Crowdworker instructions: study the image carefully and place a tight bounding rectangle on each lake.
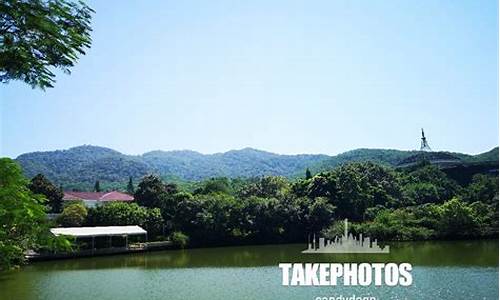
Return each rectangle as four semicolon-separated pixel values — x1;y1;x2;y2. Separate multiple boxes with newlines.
0;240;498;300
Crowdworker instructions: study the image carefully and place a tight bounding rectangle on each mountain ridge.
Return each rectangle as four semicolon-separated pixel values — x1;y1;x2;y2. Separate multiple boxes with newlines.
15;145;498;188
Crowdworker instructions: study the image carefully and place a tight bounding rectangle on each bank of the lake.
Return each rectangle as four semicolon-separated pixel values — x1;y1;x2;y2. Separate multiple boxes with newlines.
0;240;498;300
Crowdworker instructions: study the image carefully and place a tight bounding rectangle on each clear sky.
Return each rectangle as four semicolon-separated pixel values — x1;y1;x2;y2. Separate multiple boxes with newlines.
1;0;498;158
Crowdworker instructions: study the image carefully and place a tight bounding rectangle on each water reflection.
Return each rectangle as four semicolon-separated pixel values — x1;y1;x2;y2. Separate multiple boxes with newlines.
18;240;498;272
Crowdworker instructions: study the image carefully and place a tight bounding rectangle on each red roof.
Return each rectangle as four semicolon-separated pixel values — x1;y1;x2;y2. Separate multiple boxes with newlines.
63;191;134;202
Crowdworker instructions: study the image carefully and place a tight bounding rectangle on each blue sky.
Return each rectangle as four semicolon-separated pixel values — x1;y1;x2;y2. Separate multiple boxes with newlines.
1;0;498;158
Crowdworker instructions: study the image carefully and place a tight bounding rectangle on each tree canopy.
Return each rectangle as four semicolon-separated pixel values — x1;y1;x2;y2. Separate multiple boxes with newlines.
4;156;496;264
106;161;497;247
0;0;94;89
57;202;87;227
28;173;63;212
0;158;70;269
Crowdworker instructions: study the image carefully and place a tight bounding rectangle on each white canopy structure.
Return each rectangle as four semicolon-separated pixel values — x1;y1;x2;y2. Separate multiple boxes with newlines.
51;225;147;237
50;226;148;254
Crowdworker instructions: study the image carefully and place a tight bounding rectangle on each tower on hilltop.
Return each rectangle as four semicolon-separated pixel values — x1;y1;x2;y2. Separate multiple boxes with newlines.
420;128;432;152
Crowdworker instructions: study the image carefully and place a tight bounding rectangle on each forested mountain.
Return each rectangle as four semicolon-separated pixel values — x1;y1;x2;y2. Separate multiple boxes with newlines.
464;147;499;162
16;146;150;185
141;147;329;180
15;145;498;189
308;148;493;173
16;146;328;185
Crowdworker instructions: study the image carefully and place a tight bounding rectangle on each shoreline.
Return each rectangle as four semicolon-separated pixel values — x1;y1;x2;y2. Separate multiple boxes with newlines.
25;238;499;264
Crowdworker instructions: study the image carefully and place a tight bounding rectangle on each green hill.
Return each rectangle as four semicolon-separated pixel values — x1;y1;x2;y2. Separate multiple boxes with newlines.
310;148;498;173
464;147;499;162
15;145;498;189
16;146;328;186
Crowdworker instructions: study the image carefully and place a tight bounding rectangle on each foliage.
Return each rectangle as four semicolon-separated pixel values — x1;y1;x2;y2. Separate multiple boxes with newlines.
16;146;151;191
0;0;94;89
94;180;100;192
8;154;498;255
0;158;70;270
141;148;329;181
293;162;402;221
401;182;439;205
134;174;173;208
355;197;498;241
127;176;134;194
28;173;63;212
81;160;500;245
15;145;498;190
305;168;312;179
313;148;422;172
354;205;439;241
461;174;498;204
194;177;232;195
239;176;290;199
401;165;460;205
170;231;189;248
57;202;87;227
86;202;163;236
437;197;479;237
171;193;238;244
15;145;328;187
464;147;499;163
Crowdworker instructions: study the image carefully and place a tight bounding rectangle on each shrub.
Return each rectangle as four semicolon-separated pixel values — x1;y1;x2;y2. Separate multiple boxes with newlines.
57;203;88;227
171;231;189;248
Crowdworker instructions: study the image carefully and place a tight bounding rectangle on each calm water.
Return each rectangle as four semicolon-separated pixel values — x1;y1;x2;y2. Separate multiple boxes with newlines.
0;240;498;300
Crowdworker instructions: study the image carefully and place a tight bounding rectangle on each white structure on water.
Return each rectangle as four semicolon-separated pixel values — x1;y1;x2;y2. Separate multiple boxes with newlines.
50;225;148;255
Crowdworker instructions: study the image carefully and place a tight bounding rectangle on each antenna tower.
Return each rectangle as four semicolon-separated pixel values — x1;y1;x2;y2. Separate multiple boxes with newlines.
420;128;432;151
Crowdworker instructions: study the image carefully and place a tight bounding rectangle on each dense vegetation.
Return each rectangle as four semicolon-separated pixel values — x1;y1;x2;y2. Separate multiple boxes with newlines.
0;159;70;270
16;145;498;191
2;155;497;269
56;160;498;248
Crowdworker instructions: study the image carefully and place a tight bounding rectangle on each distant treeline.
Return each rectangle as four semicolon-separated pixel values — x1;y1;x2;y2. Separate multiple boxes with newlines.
16;145;499;189
54;161;498;247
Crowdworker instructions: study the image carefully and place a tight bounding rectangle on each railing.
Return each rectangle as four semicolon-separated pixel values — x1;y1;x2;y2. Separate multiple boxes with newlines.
26;240;173;260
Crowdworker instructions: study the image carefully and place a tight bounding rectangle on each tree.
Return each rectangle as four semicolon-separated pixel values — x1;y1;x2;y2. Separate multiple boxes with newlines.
304;172;337;198
438;197;479;237
134;174;174;208
402;182;439;205
28;173;63;213
94;180;100;192
462;174;498;204
157;192;190;231
0;158;70;269
86;202;163;236
0;0;94;89
293;162;404;221
194;177;232;195
302;197;336;232
239;176;290;199
305;168;312;179
402;165;459;204
57;202;87;227
127;176;134;195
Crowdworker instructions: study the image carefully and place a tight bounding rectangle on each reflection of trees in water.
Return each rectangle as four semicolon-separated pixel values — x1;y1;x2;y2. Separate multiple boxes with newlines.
26;240;498;272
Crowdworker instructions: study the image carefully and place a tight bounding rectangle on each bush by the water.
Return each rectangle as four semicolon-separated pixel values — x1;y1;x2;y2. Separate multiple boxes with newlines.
171;231;189;248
